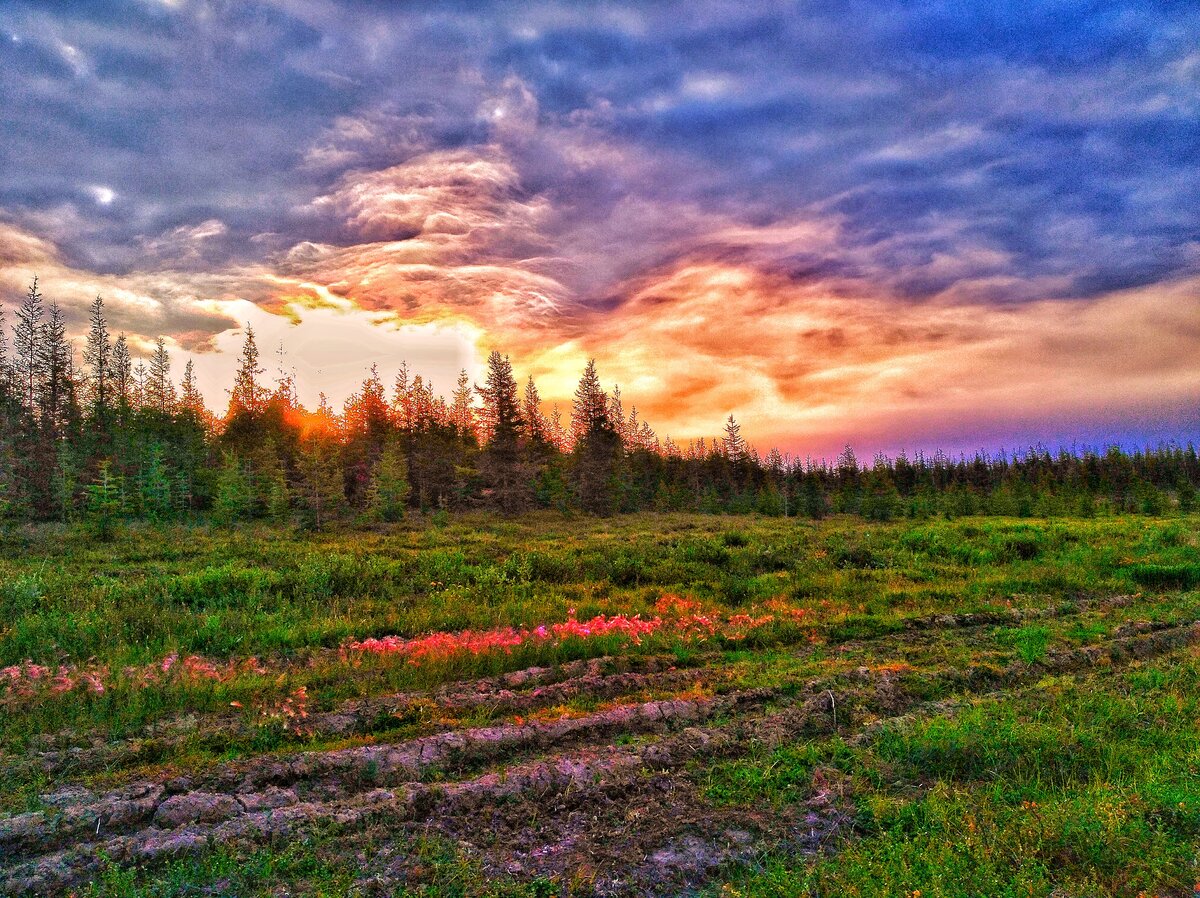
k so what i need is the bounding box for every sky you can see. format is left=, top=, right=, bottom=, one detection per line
left=0, top=0, right=1197, bottom=457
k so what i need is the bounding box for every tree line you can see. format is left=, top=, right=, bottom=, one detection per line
left=0, top=279, right=1197, bottom=531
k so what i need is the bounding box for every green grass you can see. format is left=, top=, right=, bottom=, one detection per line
left=3, top=512, right=1199, bottom=896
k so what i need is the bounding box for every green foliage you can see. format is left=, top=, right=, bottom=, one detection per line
left=212, top=451, right=252, bottom=525
left=1128, top=562, right=1200, bottom=590
left=3, top=514, right=1200, bottom=895
left=364, top=440, right=410, bottom=522
left=84, top=460, right=124, bottom=539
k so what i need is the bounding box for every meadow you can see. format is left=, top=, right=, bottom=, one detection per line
left=2, top=512, right=1200, bottom=897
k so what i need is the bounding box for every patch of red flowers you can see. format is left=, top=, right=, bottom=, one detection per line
left=344, top=595, right=786, bottom=665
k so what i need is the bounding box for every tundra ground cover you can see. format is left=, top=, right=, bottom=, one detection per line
left=1, top=513, right=1198, bottom=896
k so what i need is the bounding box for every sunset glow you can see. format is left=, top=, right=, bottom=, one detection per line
left=0, top=2, right=1196, bottom=454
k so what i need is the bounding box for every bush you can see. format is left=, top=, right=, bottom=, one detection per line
left=1127, top=563, right=1200, bottom=591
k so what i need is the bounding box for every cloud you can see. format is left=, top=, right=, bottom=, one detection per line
left=0, top=0, right=1197, bottom=451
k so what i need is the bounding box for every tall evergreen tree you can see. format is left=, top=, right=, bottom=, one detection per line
left=37, top=301, right=74, bottom=442
left=12, top=277, right=44, bottom=418
left=450, top=368, right=476, bottom=439
left=723, top=415, right=747, bottom=462
left=477, top=350, right=529, bottom=513
left=570, top=358, right=607, bottom=447
left=0, top=303, right=10, bottom=404
left=228, top=326, right=265, bottom=417
left=570, top=360, right=622, bottom=515
left=146, top=337, right=176, bottom=414
left=522, top=375, right=546, bottom=444
left=83, top=295, right=113, bottom=431
left=112, top=333, right=132, bottom=413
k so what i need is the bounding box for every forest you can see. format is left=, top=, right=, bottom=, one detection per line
left=1, top=278, right=1197, bottom=530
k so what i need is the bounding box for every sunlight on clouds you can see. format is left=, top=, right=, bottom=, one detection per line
left=182, top=300, right=483, bottom=414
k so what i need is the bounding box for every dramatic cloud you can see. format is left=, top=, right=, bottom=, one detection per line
left=0, top=0, right=1197, bottom=451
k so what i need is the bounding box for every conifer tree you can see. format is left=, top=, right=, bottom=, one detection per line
left=228, top=326, right=265, bottom=417
left=365, top=437, right=410, bottom=522
left=570, top=360, right=621, bottom=515
left=296, top=436, right=345, bottom=530
left=139, top=445, right=174, bottom=520
left=477, top=350, right=529, bottom=513
left=83, top=295, right=112, bottom=426
left=37, top=301, right=75, bottom=443
left=179, top=360, right=208, bottom=422
left=146, top=337, right=176, bottom=414
left=522, top=375, right=546, bottom=444
left=12, top=277, right=44, bottom=418
left=131, top=361, right=148, bottom=410
left=212, top=452, right=251, bottom=524
left=450, top=368, right=476, bottom=439
left=84, top=460, right=124, bottom=539
left=722, top=415, right=746, bottom=462
left=112, top=334, right=132, bottom=413
left=570, top=359, right=607, bottom=446
left=0, top=304, right=10, bottom=404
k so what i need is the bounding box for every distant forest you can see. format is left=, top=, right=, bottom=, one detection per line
left=0, top=279, right=1197, bottom=530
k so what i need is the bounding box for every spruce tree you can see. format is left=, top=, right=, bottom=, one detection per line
left=570, top=360, right=621, bottom=515
left=112, top=333, right=132, bottom=413
left=722, top=415, right=746, bottom=462
left=146, top=337, right=176, bottom=414
left=477, top=350, right=529, bottom=513
left=228, top=326, right=265, bottom=417
left=365, top=438, right=410, bottom=522
left=179, top=360, right=208, bottom=423
left=450, top=368, right=476, bottom=439
left=85, top=460, right=124, bottom=539
left=36, top=301, right=74, bottom=441
left=83, top=295, right=112, bottom=426
left=0, top=303, right=10, bottom=405
left=522, top=375, right=546, bottom=444
left=12, top=277, right=44, bottom=418
left=570, top=359, right=607, bottom=446
left=297, top=436, right=344, bottom=530
left=213, top=451, right=251, bottom=524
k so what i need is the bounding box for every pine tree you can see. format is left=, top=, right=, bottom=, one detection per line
left=571, top=360, right=621, bottom=515
left=365, top=438, right=410, bottom=522
left=212, top=451, right=251, bottom=525
left=450, top=368, right=476, bottom=439
left=139, top=445, right=174, bottom=520
left=85, top=460, right=123, bottom=539
left=607, top=385, right=627, bottom=448
left=477, top=350, right=529, bottom=513
left=0, top=303, right=10, bottom=405
left=179, top=360, right=208, bottom=422
left=570, top=359, right=608, bottom=446
left=254, top=441, right=290, bottom=523
left=146, top=337, right=176, bottom=414
left=522, top=375, right=546, bottom=444
left=83, top=295, right=112, bottom=426
left=296, top=437, right=345, bottom=530
left=37, top=301, right=74, bottom=443
left=228, top=326, right=265, bottom=417
left=392, top=362, right=412, bottom=429
left=131, top=361, right=148, bottom=409
left=547, top=404, right=568, bottom=451
left=112, top=334, right=132, bottom=413
left=722, top=415, right=746, bottom=462
left=12, top=277, right=44, bottom=418
left=476, top=351, right=522, bottom=444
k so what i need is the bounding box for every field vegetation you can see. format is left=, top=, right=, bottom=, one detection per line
left=2, top=512, right=1200, bottom=896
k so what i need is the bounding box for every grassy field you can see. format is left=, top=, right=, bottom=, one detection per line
left=2, top=513, right=1200, bottom=897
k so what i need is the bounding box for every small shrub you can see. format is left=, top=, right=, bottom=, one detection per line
left=1127, top=563, right=1200, bottom=591
left=2, top=573, right=44, bottom=614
